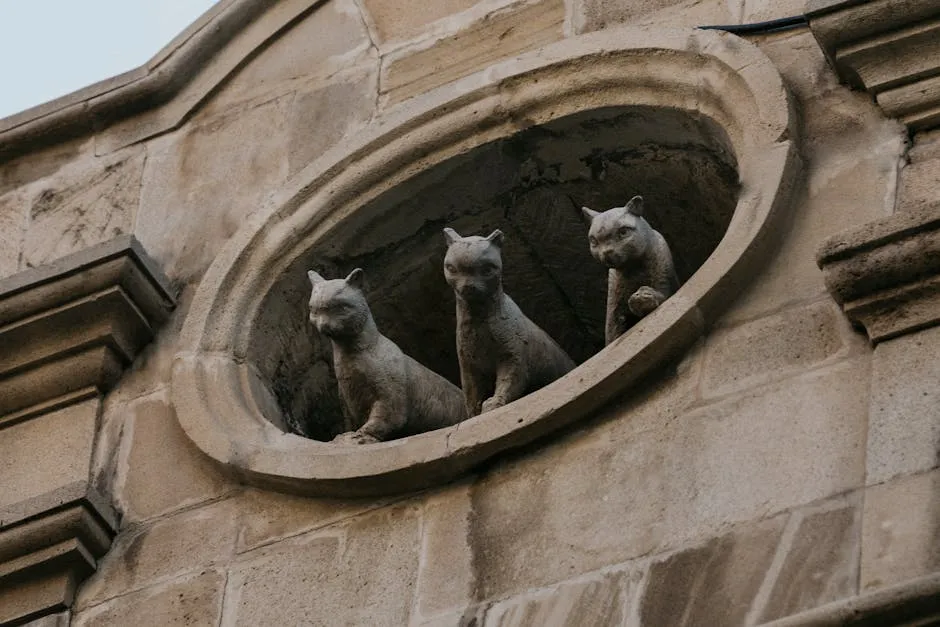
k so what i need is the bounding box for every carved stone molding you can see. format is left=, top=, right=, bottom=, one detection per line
left=172, top=26, right=799, bottom=497
left=761, top=571, right=940, bottom=626
left=0, top=236, right=174, bottom=624
left=817, top=203, right=940, bottom=343
left=0, top=235, right=176, bottom=418
left=806, top=0, right=940, bottom=131
left=0, top=0, right=330, bottom=159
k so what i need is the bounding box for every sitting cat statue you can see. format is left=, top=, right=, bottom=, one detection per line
left=443, top=228, right=575, bottom=416
left=308, top=268, right=467, bottom=444
left=582, top=195, right=679, bottom=345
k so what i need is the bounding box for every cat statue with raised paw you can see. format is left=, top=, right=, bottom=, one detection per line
left=443, top=228, right=575, bottom=416
left=308, top=268, right=468, bottom=444
left=582, top=195, right=679, bottom=345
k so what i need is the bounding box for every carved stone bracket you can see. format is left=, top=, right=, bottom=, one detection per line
left=817, top=204, right=940, bottom=343
left=806, top=0, right=940, bottom=131
left=0, top=236, right=174, bottom=624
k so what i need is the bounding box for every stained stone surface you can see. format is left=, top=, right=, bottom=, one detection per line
left=251, top=105, right=738, bottom=439
left=758, top=502, right=860, bottom=621
left=483, top=569, right=636, bottom=627
left=639, top=517, right=785, bottom=626
left=136, top=95, right=291, bottom=282
left=3, top=150, right=145, bottom=271
left=115, top=394, right=232, bottom=523
left=467, top=360, right=867, bottom=600
left=225, top=505, right=420, bottom=626
left=73, top=571, right=225, bottom=627
left=197, top=0, right=374, bottom=118
left=287, top=70, right=378, bottom=176
left=382, top=0, right=565, bottom=103
left=0, top=191, right=26, bottom=278
left=861, top=469, right=940, bottom=592
left=574, top=0, right=734, bottom=33
left=361, top=0, right=483, bottom=42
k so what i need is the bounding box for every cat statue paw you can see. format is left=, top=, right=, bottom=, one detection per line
left=582, top=195, right=679, bottom=344
left=443, top=228, right=575, bottom=416
left=308, top=268, right=468, bottom=443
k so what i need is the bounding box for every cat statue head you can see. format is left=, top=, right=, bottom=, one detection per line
left=307, top=268, right=372, bottom=340
left=442, top=228, right=504, bottom=304
left=582, top=195, right=653, bottom=268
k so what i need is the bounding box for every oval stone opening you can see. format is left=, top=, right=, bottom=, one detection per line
left=248, top=105, right=739, bottom=440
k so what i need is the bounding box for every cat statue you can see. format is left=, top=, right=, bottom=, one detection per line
left=443, top=228, right=575, bottom=416
left=582, top=195, right=679, bottom=345
left=307, top=268, right=468, bottom=444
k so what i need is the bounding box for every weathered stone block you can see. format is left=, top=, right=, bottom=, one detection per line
left=484, top=568, right=638, bottom=627
left=469, top=360, right=867, bottom=600
left=202, top=0, right=374, bottom=117
left=382, top=0, right=565, bottom=104
left=115, top=393, right=232, bottom=523
left=287, top=70, right=377, bottom=176
left=226, top=505, right=421, bottom=626
left=743, top=0, right=803, bottom=21
left=573, top=0, right=733, bottom=34
left=639, top=517, right=785, bottom=626
left=702, top=300, right=852, bottom=398
left=20, top=150, right=145, bottom=270
left=757, top=498, right=861, bottom=621
left=235, top=487, right=391, bottom=553
left=415, top=480, right=477, bottom=619
left=73, top=571, right=224, bottom=627
left=0, top=193, right=25, bottom=278
left=136, top=95, right=291, bottom=281
left=897, top=129, right=940, bottom=213
left=868, top=325, right=940, bottom=484
left=75, top=499, right=237, bottom=609
left=362, top=0, right=483, bottom=43
left=0, top=399, right=97, bottom=513
left=861, top=468, right=940, bottom=591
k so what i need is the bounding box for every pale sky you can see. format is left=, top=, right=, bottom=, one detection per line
left=0, top=0, right=219, bottom=119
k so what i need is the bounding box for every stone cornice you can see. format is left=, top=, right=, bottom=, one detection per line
left=0, top=237, right=173, bottom=624
left=817, top=204, right=940, bottom=343
left=0, top=500, right=114, bottom=625
left=0, top=0, right=328, bottom=160
left=806, top=0, right=940, bottom=130
left=761, top=571, right=940, bottom=626
left=0, top=236, right=176, bottom=418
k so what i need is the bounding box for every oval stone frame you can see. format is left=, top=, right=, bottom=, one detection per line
left=172, top=26, right=799, bottom=497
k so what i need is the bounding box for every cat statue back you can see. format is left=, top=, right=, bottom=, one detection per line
left=443, top=228, right=575, bottom=416
left=308, top=268, right=467, bottom=444
left=582, top=195, right=679, bottom=345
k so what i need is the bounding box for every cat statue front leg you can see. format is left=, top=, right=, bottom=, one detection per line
left=481, top=359, right=527, bottom=414
left=628, top=285, right=668, bottom=318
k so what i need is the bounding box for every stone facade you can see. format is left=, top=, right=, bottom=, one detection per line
left=1, top=0, right=939, bottom=625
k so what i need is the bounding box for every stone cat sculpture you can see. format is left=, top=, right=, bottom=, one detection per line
left=308, top=268, right=467, bottom=444
left=582, top=195, right=679, bottom=345
left=443, top=228, right=575, bottom=416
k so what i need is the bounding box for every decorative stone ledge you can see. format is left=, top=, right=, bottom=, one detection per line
left=761, top=571, right=940, bottom=626
left=806, top=0, right=940, bottom=131
left=0, top=236, right=174, bottom=624
left=0, top=236, right=176, bottom=418
left=817, top=203, right=940, bottom=343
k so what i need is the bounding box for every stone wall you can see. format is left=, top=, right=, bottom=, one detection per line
left=1, top=0, right=938, bottom=625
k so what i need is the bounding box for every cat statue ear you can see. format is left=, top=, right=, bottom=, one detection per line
left=625, top=195, right=644, bottom=216
left=581, top=206, right=600, bottom=222
left=486, top=229, right=504, bottom=248
left=345, top=268, right=366, bottom=289
left=308, top=270, right=326, bottom=286
left=443, top=227, right=462, bottom=246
